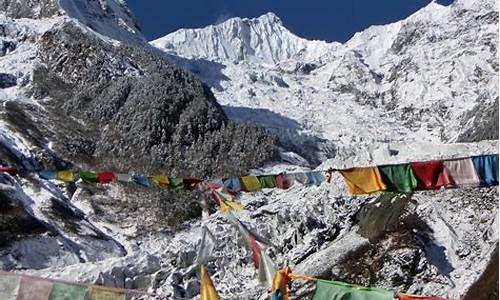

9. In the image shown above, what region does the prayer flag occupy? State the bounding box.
[312,280,393,300]
[0,273,21,300]
[274,174,294,189]
[272,267,292,300]
[258,175,277,188]
[214,191,244,212]
[56,171,75,182]
[305,172,326,186]
[39,170,57,180]
[340,167,386,194]
[151,175,169,189]
[17,276,53,300]
[410,160,452,190]
[79,171,97,183]
[194,226,217,265]
[132,175,150,188]
[88,287,126,300]
[200,265,220,300]
[240,176,262,192]
[223,178,241,193]
[258,250,277,289]
[116,173,132,183]
[170,177,184,190]
[96,172,115,184]
[184,178,203,190]
[443,158,480,186]
[49,282,87,300]
[472,154,499,186]
[293,172,309,185]
[396,292,451,300]
[0,167,18,174]
[248,234,262,268]
[378,164,418,193]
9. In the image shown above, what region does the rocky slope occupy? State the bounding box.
[0,0,498,299]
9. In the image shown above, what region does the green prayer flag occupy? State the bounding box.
[378,164,417,193]
[79,171,98,183]
[258,176,277,188]
[312,280,393,300]
[88,287,126,300]
[170,177,184,190]
[0,273,21,300]
[49,282,87,300]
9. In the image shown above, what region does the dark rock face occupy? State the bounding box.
[0,0,59,18]
[0,73,15,88]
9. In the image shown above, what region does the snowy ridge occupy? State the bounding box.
[152,12,339,64]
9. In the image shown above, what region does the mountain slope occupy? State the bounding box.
[153,0,498,164]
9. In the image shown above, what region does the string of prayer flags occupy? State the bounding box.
[4,153,499,197]
[378,164,418,193]
[311,279,394,300]
[396,293,452,300]
[88,287,126,300]
[442,158,480,186]
[471,154,499,186]
[340,167,386,195]
[271,267,292,300]
[240,176,262,192]
[151,175,170,189]
[200,265,220,300]
[410,160,452,190]
[194,226,217,266]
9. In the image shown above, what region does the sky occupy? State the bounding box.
[126,0,454,43]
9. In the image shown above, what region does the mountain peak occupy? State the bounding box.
[151,12,335,64]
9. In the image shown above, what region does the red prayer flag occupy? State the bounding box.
[410,160,452,190]
[274,174,293,189]
[396,292,452,300]
[184,178,203,190]
[0,167,18,174]
[248,234,262,269]
[96,171,116,184]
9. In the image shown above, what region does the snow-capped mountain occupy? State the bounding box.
[0,0,498,299]
[153,0,498,164]
[152,12,339,64]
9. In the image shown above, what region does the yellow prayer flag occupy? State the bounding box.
[220,199,244,213]
[57,171,75,182]
[340,167,386,195]
[88,287,126,300]
[200,265,220,300]
[240,176,261,192]
[151,175,170,189]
